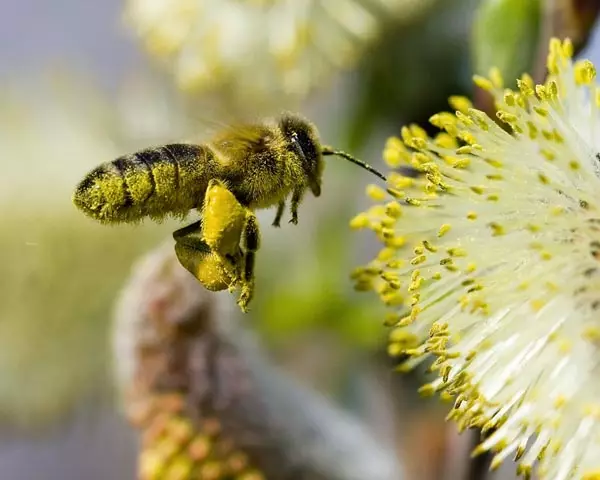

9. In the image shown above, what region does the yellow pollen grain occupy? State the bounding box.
[404,197,422,206]
[503,91,516,106]
[409,277,423,291]
[485,174,503,181]
[575,59,597,85]
[449,95,473,113]
[456,111,473,126]
[387,236,405,248]
[459,132,478,145]
[541,129,554,141]
[413,153,430,165]
[448,247,467,257]
[538,173,549,184]
[527,121,538,139]
[389,175,414,190]
[473,75,494,92]
[410,124,428,139]
[366,184,387,201]
[466,211,477,220]
[411,255,427,265]
[518,74,535,95]
[438,224,451,237]
[470,186,484,195]
[380,217,395,228]
[488,222,505,236]
[423,240,437,252]
[541,251,553,261]
[385,201,402,218]
[489,67,503,88]
[546,80,559,101]
[540,149,556,161]
[383,147,402,167]
[377,248,395,262]
[451,157,471,169]
[569,160,580,170]
[465,263,477,273]
[485,158,504,168]
[536,84,550,100]
[583,325,600,341]
[434,133,458,149]
[557,338,572,353]
[349,214,370,229]
[496,110,518,126]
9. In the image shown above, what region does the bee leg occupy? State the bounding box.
[238,213,260,312]
[173,220,238,292]
[172,220,205,249]
[289,188,304,225]
[272,201,285,227]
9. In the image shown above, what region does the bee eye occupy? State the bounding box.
[290,132,306,162]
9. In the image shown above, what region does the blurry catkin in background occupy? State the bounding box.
[113,243,404,479]
[124,0,438,114]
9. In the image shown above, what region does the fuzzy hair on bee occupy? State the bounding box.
[73,112,386,311]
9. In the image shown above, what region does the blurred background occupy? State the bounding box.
[1,0,600,479]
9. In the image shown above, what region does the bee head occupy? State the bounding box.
[278,113,323,197]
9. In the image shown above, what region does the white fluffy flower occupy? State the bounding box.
[125,0,434,103]
[352,38,600,479]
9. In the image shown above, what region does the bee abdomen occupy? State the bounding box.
[73,144,216,223]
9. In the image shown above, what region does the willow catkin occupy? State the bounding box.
[112,242,403,479]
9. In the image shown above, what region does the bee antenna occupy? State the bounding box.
[322,146,387,182]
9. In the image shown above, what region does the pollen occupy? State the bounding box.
[352,37,600,479]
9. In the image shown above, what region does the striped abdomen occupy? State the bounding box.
[73,144,218,223]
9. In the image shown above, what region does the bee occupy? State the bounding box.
[73,112,386,311]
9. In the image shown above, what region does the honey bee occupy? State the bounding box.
[73,112,386,311]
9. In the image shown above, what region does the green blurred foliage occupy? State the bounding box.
[345,0,478,150]
[0,75,177,428]
[472,0,541,85]
[0,208,167,427]
[251,201,385,352]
